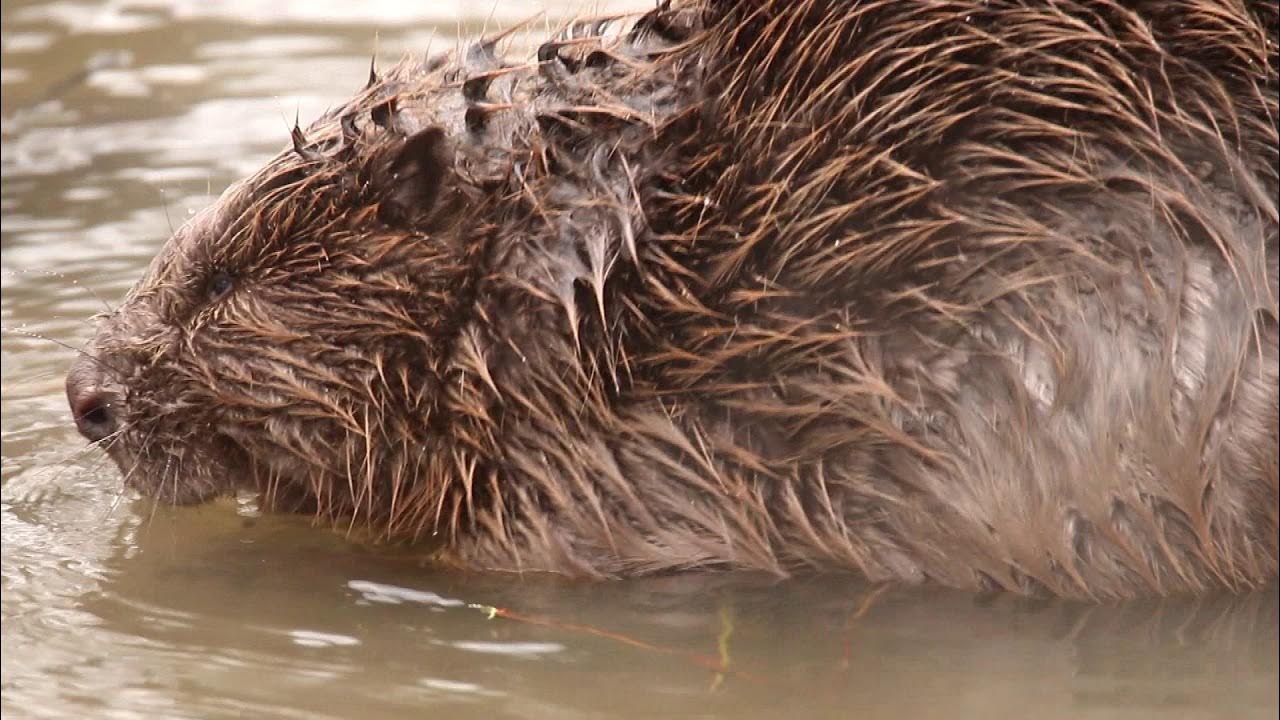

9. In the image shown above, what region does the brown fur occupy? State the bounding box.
[67,0,1278,599]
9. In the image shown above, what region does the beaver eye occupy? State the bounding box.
[206,271,234,301]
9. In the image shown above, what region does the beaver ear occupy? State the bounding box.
[376,126,452,228]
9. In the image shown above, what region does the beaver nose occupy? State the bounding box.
[70,388,120,443]
[66,358,121,444]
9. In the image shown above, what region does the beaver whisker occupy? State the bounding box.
[3,269,115,314]
[5,327,125,378]
[105,477,132,519]
[29,428,130,505]
[50,438,114,474]
[151,454,176,520]
[90,420,135,453]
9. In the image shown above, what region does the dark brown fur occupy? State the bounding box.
[67,0,1279,599]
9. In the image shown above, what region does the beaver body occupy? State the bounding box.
[67,0,1279,599]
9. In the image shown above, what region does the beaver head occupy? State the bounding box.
[66,9,702,541]
[65,67,507,516]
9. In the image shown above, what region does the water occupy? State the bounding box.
[2,1,1277,718]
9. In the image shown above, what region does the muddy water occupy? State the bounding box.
[2,1,1277,718]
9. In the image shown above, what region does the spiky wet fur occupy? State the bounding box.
[71,0,1278,599]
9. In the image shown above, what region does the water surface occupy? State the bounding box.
[3,1,1277,718]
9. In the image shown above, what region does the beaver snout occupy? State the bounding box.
[66,356,121,444]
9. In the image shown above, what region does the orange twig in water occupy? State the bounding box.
[474,604,762,682]
[838,583,892,672]
[846,583,892,626]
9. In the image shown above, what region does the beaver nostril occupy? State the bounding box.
[80,401,110,427]
[70,389,120,444]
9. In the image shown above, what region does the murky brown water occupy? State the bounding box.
[3,2,1277,718]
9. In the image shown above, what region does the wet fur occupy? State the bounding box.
[70,0,1279,599]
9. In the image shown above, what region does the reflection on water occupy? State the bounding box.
[2,1,1277,718]
[12,496,1280,719]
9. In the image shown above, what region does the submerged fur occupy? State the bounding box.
[68,0,1279,599]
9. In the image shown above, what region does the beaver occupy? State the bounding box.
[66,0,1278,600]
